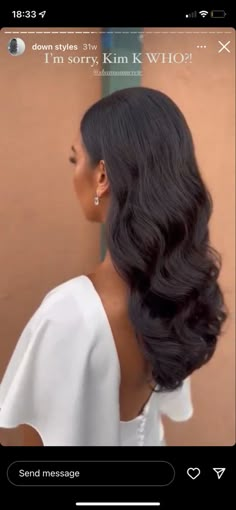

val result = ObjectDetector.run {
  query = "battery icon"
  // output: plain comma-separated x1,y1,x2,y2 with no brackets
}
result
210,10,227,18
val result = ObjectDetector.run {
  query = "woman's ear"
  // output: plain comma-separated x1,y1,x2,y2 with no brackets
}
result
97,160,109,196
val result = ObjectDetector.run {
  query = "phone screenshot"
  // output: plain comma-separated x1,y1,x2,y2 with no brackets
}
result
0,7,235,509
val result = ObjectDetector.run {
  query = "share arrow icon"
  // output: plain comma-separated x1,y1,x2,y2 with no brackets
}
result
213,468,226,479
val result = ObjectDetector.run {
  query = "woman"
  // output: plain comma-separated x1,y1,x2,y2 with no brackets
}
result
0,87,227,446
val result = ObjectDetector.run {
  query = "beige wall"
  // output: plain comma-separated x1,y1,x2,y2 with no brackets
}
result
0,29,102,376
142,28,235,445
0,27,235,446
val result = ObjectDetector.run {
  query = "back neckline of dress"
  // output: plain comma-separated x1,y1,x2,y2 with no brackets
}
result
78,274,157,425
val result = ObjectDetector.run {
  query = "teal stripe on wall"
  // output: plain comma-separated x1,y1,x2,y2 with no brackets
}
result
100,27,143,260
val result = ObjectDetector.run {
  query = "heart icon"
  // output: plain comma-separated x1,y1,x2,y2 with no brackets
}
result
187,467,201,480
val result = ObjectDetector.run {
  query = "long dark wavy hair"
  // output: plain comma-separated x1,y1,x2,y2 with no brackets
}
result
80,87,227,392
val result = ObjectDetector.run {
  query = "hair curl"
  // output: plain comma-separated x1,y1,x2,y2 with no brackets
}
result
80,87,227,391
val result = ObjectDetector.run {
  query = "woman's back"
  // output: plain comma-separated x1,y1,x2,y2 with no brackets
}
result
86,268,155,422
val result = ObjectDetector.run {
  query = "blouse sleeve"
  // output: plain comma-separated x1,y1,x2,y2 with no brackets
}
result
159,377,194,421
0,289,86,445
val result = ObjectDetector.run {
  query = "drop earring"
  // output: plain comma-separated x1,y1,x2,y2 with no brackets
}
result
94,194,100,206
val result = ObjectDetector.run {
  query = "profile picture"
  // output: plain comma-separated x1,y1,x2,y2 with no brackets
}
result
8,38,26,56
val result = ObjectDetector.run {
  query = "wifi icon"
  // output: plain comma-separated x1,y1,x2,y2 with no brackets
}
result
199,10,208,17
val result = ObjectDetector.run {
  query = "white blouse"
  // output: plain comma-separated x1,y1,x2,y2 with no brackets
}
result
0,275,193,446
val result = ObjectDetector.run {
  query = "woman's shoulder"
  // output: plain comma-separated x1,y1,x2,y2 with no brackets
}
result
3,274,99,372
41,274,88,308
32,274,92,325
0,276,120,444
18,274,102,357
1,276,94,368
0,273,116,403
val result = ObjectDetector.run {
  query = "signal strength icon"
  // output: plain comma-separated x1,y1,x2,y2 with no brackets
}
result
186,11,197,18
199,10,208,17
